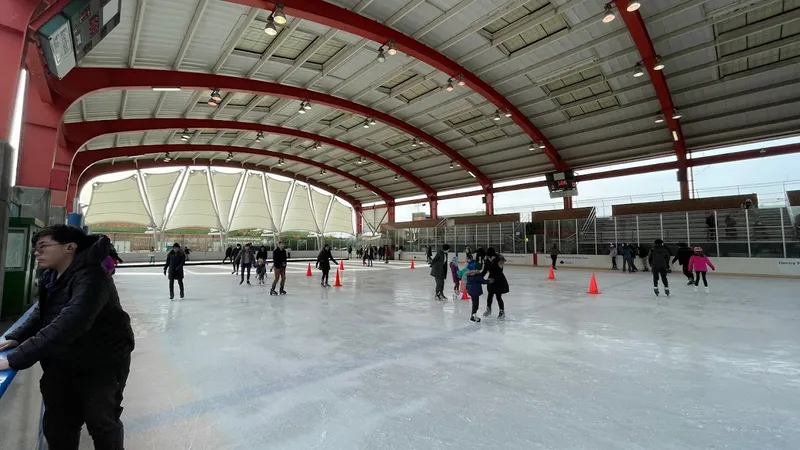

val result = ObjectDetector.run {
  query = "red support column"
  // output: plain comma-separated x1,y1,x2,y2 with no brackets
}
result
563,196,573,209
387,201,396,223
484,190,494,215
429,197,438,220
17,82,71,205
0,0,37,141
354,205,363,234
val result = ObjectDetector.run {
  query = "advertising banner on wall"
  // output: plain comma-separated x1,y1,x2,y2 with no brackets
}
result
777,259,800,276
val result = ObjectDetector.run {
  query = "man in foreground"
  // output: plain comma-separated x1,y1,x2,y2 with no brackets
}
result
271,241,288,295
0,225,135,449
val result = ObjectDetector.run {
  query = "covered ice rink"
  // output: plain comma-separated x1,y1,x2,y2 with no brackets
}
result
107,262,799,449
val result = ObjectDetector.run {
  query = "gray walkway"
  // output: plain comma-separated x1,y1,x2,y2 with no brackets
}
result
97,262,800,448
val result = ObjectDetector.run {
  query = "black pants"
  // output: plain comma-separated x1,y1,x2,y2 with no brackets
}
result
682,264,693,281
652,268,669,288
169,277,184,298
694,271,708,287
551,255,557,268
487,292,505,310
232,261,240,273
471,295,480,315
240,264,251,283
611,256,617,269
40,355,131,450
434,276,445,296
222,255,231,263
321,269,330,285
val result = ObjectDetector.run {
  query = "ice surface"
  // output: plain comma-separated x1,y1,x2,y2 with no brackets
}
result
103,262,800,449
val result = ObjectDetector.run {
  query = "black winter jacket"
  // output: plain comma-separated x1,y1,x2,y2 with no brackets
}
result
164,249,186,279
672,246,693,266
648,245,672,270
316,249,337,271
482,254,509,294
5,235,134,371
273,248,287,268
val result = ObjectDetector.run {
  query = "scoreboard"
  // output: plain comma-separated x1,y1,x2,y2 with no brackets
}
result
545,170,578,199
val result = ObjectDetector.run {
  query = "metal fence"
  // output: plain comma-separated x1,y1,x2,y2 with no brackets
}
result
373,221,531,254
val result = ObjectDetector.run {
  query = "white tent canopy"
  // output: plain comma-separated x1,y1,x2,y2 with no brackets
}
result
81,167,356,235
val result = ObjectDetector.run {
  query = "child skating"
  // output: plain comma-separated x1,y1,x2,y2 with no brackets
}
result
648,239,671,296
255,258,267,285
450,252,460,297
458,259,491,323
688,247,715,293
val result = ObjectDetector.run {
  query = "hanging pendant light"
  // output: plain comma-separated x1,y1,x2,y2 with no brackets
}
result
602,3,616,23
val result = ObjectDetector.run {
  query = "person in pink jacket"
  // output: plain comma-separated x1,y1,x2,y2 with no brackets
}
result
688,247,715,293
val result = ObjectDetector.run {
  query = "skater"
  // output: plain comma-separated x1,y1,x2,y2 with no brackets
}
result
0,226,134,450
235,243,256,285
688,247,715,293
367,245,374,267
255,258,268,285
149,246,156,264
384,245,391,263
460,259,490,323
549,244,559,270
465,246,473,261
638,243,650,271
429,244,450,301
256,245,269,261
316,244,337,287
223,245,233,263
609,244,618,270
648,239,671,296
378,245,384,261
426,246,433,263
450,252,460,293
482,248,508,320
622,243,636,272
475,246,486,266
348,245,353,259
672,243,694,285
231,243,242,274
270,241,288,295
164,242,186,300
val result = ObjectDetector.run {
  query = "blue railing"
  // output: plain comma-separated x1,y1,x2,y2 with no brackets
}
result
0,304,37,400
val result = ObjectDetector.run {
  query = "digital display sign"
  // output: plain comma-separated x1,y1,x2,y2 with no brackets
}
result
545,170,578,198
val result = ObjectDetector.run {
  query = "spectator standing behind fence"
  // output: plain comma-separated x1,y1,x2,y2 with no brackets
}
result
0,226,135,449
706,213,716,240
725,214,737,238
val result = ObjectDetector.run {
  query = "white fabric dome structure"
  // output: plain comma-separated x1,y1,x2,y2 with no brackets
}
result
83,167,355,235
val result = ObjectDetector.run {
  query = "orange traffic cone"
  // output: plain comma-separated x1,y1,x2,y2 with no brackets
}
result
460,281,469,300
587,273,600,295
410,259,415,269
334,269,342,287
306,263,312,276
547,265,555,280
339,260,345,271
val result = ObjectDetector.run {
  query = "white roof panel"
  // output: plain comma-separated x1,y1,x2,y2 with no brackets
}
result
229,173,274,232
142,170,183,229
211,171,244,231
281,183,318,232
166,170,220,230
85,176,152,226
325,198,355,235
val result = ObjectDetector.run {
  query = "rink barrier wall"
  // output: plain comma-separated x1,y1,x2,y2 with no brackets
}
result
117,249,351,263
537,254,800,278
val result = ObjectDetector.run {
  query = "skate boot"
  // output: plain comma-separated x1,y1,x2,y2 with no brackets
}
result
483,307,492,317
705,287,710,294
321,282,325,288
653,287,659,296
280,289,287,295
470,314,481,323
498,310,505,320
247,280,251,285
694,286,698,293
239,279,244,285
270,289,278,296
686,279,694,285
665,288,670,297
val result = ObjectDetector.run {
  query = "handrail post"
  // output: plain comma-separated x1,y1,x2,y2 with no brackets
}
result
575,218,579,254
780,208,787,258
686,212,690,246
543,220,547,253
614,216,618,245
635,215,640,245
660,213,664,241
714,210,720,257
594,215,598,255
557,220,562,251
745,208,751,257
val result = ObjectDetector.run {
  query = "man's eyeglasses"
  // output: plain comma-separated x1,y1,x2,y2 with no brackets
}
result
33,243,61,253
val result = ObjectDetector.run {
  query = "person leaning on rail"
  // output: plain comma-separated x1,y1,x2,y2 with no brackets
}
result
0,225,135,450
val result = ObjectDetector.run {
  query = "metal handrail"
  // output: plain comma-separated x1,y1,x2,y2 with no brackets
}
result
0,304,38,400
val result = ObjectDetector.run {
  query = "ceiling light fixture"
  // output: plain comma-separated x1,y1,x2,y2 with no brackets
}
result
264,16,278,36
225,152,234,162
602,3,616,23
210,89,222,102
394,174,399,181
528,143,536,151
363,120,370,128
672,130,679,141
181,129,190,141
539,141,546,149
256,131,264,142
207,98,218,107
449,161,455,169
654,113,665,123
303,100,312,111
626,1,641,12
446,79,455,92
386,40,397,56
633,62,645,77
369,117,376,126
672,108,682,119
354,183,361,189
376,47,386,63
504,110,512,118
163,152,172,162
272,3,287,25
313,142,322,150
320,169,325,176
493,110,501,121
152,87,181,92
298,105,306,114
357,157,364,164
411,138,419,147
653,56,665,71
457,74,466,86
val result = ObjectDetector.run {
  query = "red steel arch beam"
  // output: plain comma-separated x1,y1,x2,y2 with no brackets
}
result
74,159,361,211
73,144,392,204
223,0,568,172
613,0,689,200
62,117,433,198
48,67,491,189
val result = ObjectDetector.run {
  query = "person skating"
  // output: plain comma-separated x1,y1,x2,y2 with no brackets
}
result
475,246,486,266
367,245,374,267
450,252,461,295
0,226,134,449
648,239,671,296
164,242,186,299
460,259,491,322
223,245,233,263
149,246,156,264
638,244,650,271
426,246,433,263
609,244,618,270
688,247,715,293
235,242,256,285
465,246,473,261
348,245,353,260
231,243,242,274
384,245,391,263
429,244,450,301
271,241,288,295
316,244,337,287
255,258,268,285
549,244,560,270
482,248,508,320
672,243,694,285
256,245,269,261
